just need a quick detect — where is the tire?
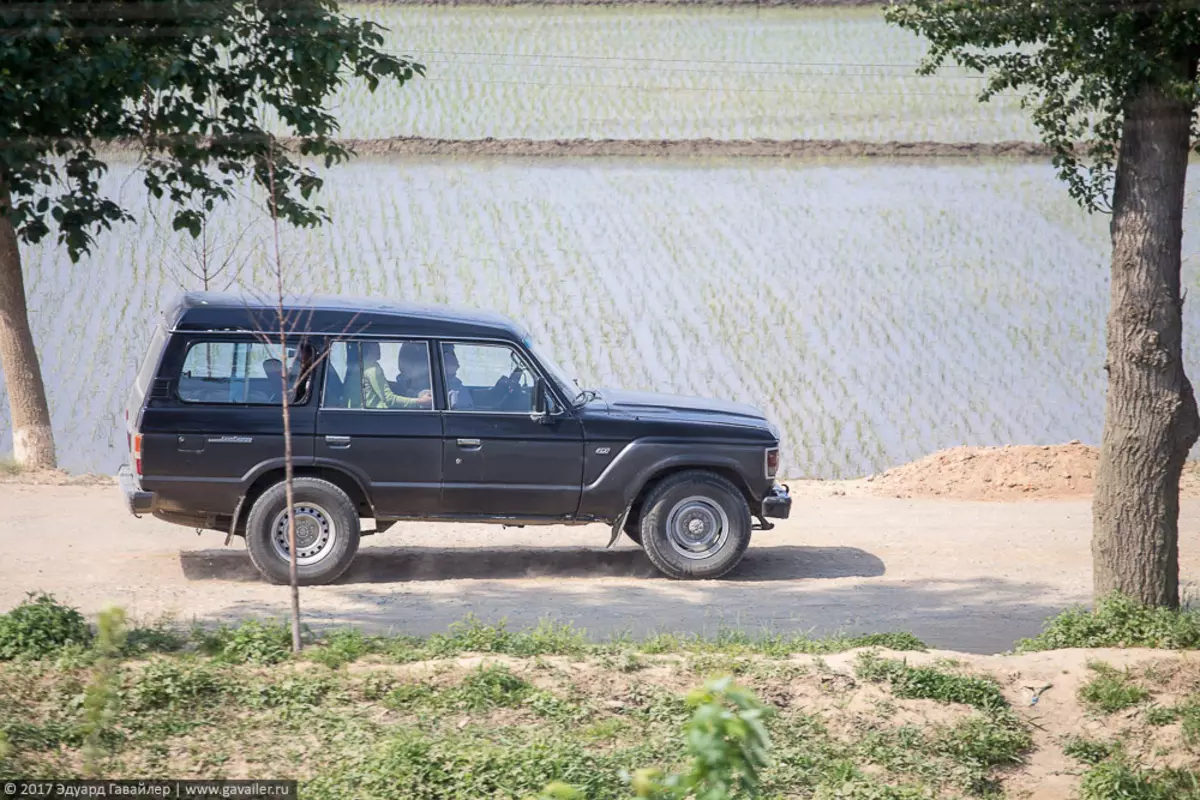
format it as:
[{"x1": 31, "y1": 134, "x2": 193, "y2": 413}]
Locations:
[
  {"x1": 639, "y1": 470, "x2": 752, "y2": 580},
  {"x1": 245, "y1": 477, "x2": 361, "y2": 586}
]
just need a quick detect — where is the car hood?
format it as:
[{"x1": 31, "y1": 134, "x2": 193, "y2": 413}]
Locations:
[{"x1": 597, "y1": 388, "x2": 770, "y2": 427}]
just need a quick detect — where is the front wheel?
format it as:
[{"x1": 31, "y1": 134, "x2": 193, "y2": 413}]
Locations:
[
  {"x1": 245, "y1": 477, "x2": 360, "y2": 585},
  {"x1": 639, "y1": 471, "x2": 751, "y2": 580}
]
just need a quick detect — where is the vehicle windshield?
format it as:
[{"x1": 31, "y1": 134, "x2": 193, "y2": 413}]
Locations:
[{"x1": 524, "y1": 336, "x2": 588, "y2": 405}]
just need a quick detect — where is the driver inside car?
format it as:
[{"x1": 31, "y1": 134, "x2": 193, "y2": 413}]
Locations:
[
  {"x1": 443, "y1": 345, "x2": 474, "y2": 410},
  {"x1": 261, "y1": 358, "x2": 284, "y2": 402},
  {"x1": 361, "y1": 341, "x2": 432, "y2": 409}
]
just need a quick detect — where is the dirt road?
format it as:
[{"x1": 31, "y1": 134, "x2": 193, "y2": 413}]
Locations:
[{"x1": 3, "y1": 480, "x2": 1198, "y2": 654}]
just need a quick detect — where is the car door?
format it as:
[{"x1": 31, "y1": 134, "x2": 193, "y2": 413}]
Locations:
[
  {"x1": 315, "y1": 339, "x2": 443, "y2": 517},
  {"x1": 141, "y1": 336, "x2": 317, "y2": 514},
  {"x1": 438, "y1": 340, "x2": 584, "y2": 517}
]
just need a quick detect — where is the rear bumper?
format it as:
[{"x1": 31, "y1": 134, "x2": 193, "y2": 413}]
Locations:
[
  {"x1": 118, "y1": 465, "x2": 156, "y2": 515},
  {"x1": 762, "y1": 483, "x2": 791, "y2": 519}
]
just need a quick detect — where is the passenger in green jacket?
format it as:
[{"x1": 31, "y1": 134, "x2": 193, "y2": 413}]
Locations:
[{"x1": 361, "y1": 341, "x2": 432, "y2": 409}]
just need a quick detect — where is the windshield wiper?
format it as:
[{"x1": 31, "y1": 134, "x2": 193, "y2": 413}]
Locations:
[{"x1": 574, "y1": 388, "x2": 600, "y2": 406}]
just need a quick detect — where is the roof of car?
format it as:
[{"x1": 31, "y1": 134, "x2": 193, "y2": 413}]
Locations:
[{"x1": 165, "y1": 292, "x2": 528, "y2": 341}]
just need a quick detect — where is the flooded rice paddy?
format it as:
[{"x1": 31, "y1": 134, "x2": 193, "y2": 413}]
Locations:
[
  {"x1": 327, "y1": 5, "x2": 1036, "y2": 142},
  {"x1": 8, "y1": 156, "x2": 1200, "y2": 478}
]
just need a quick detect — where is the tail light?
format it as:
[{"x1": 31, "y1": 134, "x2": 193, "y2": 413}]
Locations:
[
  {"x1": 132, "y1": 433, "x2": 143, "y2": 476},
  {"x1": 765, "y1": 447, "x2": 779, "y2": 479}
]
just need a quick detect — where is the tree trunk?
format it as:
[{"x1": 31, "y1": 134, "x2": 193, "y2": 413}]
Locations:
[
  {"x1": 1093, "y1": 82, "x2": 1200, "y2": 608},
  {"x1": 0, "y1": 178, "x2": 56, "y2": 469}
]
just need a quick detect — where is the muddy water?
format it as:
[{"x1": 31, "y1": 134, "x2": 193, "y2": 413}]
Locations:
[{"x1": 6, "y1": 156, "x2": 1200, "y2": 478}]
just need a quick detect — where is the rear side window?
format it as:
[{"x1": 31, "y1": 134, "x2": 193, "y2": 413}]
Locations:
[
  {"x1": 134, "y1": 323, "x2": 169, "y2": 393},
  {"x1": 177, "y1": 340, "x2": 312, "y2": 405}
]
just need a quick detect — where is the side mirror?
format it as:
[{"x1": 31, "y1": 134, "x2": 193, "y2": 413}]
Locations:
[{"x1": 531, "y1": 378, "x2": 553, "y2": 424}]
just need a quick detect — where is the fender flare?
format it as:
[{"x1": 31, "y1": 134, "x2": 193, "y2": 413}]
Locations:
[{"x1": 223, "y1": 458, "x2": 375, "y2": 544}]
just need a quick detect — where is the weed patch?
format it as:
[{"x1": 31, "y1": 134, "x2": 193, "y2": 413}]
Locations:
[
  {"x1": 1019, "y1": 593, "x2": 1200, "y2": 651},
  {"x1": 127, "y1": 659, "x2": 225, "y2": 712},
  {"x1": 0, "y1": 594, "x2": 91, "y2": 660},
  {"x1": 194, "y1": 620, "x2": 294, "y2": 665},
  {"x1": 1080, "y1": 758, "x2": 1200, "y2": 800},
  {"x1": 308, "y1": 628, "x2": 376, "y2": 669},
  {"x1": 855, "y1": 653, "x2": 1008, "y2": 712},
  {"x1": 1079, "y1": 662, "x2": 1150, "y2": 714},
  {"x1": 1063, "y1": 736, "x2": 1116, "y2": 765}
]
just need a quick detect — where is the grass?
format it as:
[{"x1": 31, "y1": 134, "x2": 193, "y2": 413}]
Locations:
[
  {"x1": 1064, "y1": 735, "x2": 1117, "y2": 765},
  {"x1": 1078, "y1": 662, "x2": 1151, "y2": 715},
  {"x1": 854, "y1": 652, "x2": 1009, "y2": 713},
  {"x1": 1143, "y1": 698, "x2": 1200, "y2": 748},
  {"x1": 1080, "y1": 758, "x2": 1200, "y2": 800},
  {"x1": 1, "y1": 646, "x2": 1036, "y2": 797},
  {"x1": 1018, "y1": 593, "x2": 1200, "y2": 651},
  {"x1": 5, "y1": 595, "x2": 1200, "y2": 796},
  {"x1": 0, "y1": 455, "x2": 20, "y2": 475}
]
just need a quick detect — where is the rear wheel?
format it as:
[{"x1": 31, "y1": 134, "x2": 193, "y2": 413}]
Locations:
[
  {"x1": 639, "y1": 471, "x2": 751, "y2": 580},
  {"x1": 245, "y1": 477, "x2": 360, "y2": 585}
]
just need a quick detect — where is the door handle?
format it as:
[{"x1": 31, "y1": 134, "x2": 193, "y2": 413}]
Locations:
[
  {"x1": 456, "y1": 438, "x2": 482, "y2": 450},
  {"x1": 325, "y1": 435, "x2": 351, "y2": 449}
]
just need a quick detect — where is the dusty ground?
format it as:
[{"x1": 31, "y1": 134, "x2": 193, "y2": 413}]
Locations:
[
  {"x1": 859, "y1": 442, "x2": 1200, "y2": 500},
  {"x1": 4, "y1": 445, "x2": 1199, "y2": 655}
]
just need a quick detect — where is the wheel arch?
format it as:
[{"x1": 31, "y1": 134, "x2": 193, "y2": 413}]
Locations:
[
  {"x1": 230, "y1": 462, "x2": 374, "y2": 537},
  {"x1": 625, "y1": 463, "x2": 755, "y2": 530}
]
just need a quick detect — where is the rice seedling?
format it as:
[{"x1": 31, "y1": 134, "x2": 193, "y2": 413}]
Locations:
[{"x1": 10, "y1": 157, "x2": 1200, "y2": 479}]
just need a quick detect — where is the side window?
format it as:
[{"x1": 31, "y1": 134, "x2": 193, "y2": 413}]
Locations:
[
  {"x1": 134, "y1": 323, "x2": 168, "y2": 394},
  {"x1": 323, "y1": 340, "x2": 433, "y2": 411},
  {"x1": 442, "y1": 342, "x2": 536, "y2": 413},
  {"x1": 177, "y1": 340, "x2": 311, "y2": 405}
]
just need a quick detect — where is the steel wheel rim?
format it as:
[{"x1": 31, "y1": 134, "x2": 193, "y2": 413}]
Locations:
[
  {"x1": 666, "y1": 495, "x2": 729, "y2": 560},
  {"x1": 271, "y1": 503, "x2": 337, "y2": 566}
]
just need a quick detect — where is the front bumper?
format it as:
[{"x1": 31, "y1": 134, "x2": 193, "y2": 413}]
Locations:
[
  {"x1": 118, "y1": 465, "x2": 156, "y2": 516},
  {"x1": 762, "y1": 483, "x2": 791, "y2": 519}
]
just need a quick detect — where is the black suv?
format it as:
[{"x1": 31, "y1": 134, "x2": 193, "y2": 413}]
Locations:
[{"x1": 120, "y1": 293, "x2": 791, "y2": 584}]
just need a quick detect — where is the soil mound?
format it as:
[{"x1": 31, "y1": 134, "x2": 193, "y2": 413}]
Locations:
[{"x1": 864, "y1": 442, "x2": 1200, "y2": 500}]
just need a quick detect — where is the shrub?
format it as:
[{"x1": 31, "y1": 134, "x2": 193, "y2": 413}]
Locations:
[
  {"x1": 1018, "y1": 594, "x2": 1200, "y2": 651},
  {"x1": 1078, "y1": 663, "x2": 1150, "y2": 714},
  {"x1": 0, "y1": 594, "x2": 91, "y2": 660},
  {"x1": 195, "y1": 620, "x2": 293, "y2": 665}
]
